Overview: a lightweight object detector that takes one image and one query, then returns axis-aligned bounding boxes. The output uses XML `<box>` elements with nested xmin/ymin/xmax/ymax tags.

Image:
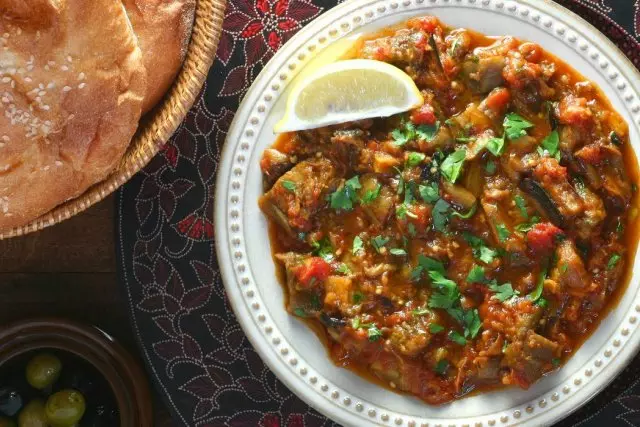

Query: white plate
<box><xmin>215</xmin><ymin>1</ymin><xmax>640</xmax><ymax>425</ymax></box>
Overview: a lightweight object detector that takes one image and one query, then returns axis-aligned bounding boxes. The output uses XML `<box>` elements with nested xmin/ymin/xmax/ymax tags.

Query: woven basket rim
<box><xmin>0</xmin><ymin>0</ymin><xmax>226</xmax><ymax>239</ymax></box>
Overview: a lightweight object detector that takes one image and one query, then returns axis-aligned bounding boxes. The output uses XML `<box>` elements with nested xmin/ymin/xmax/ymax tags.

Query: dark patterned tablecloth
<box><xmin>116</xmin><ymin>1</ymin><xmax>640</xmax><ymax>425</ymax></box>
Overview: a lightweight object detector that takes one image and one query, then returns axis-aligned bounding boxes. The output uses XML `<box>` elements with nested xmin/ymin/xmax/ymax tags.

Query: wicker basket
<box><xmin>0</xmin><ymin>0</ymin><xmax>226</xmax><ymax>239</ymax></box>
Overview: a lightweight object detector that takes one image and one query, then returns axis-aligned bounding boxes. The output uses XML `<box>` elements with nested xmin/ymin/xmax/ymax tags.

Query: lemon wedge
<box><xmin>274</xmin><ymin>59</ymin><xmax>423</xmax><ymax>133</ymax></box>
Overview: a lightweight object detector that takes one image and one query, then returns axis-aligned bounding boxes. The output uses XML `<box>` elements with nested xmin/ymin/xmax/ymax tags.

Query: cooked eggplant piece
<box><xmin>429</xmin><ymin>34</ymin><xmax>445</xmax><ymax>73</ymax></box>
<box><xmin>442</xmin><ymin>180</ymin><xmax>477</xmax><ymax>210</ymax></box>
<box><xmin>463</xmin><ymin>56</ymin><xmax>506</xmax><ymax>94</ymax></box>
<box><xmin>502</xmin><ymin>331</ymin><xmax>560</xmax><ymax>388</ymax></box>
<box><xmin>550</xmin><ymin>240</ymin><xmax>589</xmax><ymax>290</ymax></box>
<box><xmin>260</xmin><ymin>148</ymin><xmax>294</xmax><ymax>190</ymax></box>
<box><xmin>320</xmin><ymin>313</ymin><xmax>346</xmax><ymax>329</ymax></box>
<box><xmin>259</xmin><ymin>158</ymin><xmax>338</xmax><ymax>235</ymax></box>
<box><xmin>519</xmin><ymin>178</ymin><xmax>565</xmax><ymax>227</ymax></box>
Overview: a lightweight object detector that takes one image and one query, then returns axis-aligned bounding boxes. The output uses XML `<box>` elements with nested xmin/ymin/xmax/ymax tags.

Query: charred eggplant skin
<box><xmin>520</xmin><ymin>178</ymin><xmax>566</xmax><ymax>227</ymax></box>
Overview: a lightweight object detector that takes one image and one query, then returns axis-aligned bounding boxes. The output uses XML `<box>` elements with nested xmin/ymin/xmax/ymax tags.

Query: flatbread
<box><xmin>0</xmin><ymin>0</ymin><xmax>147</xmax><ymax>231</ymax></box>
<box><xmin>123</xmin><ymin>0</ymin><xmax>196</xmax><ymax>112</ymax></box>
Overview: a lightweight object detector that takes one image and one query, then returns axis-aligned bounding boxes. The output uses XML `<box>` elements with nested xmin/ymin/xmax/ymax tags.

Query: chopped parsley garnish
<box><xmin>407</xmin><ymin>223</ymin><xmax>417</xmax><ymax>237</ymax></box>
<box><xmin>608</xmin><ymin>253</ymin><xmax>621</xmax><ymax>270</ymax></box>
<box><xmin>361</xmin><ymin>183</ymin><xmax>381</xmax><ymax>204</ymax></box>
<box><xmin>412</xmin><ymin>255</ymin><xmax>482</xmax><ymax>339</ymax></box>
<box><xmin>367</xmin><ymin>326</ymin><xmax>383</xmax><ymax>341</ymax></box>
<box><xmin>419</xmin><ymin>182</ymin><xmax>440</xmax><ymax>203</ymax></box>
<box><xmin>461</xmin><ymin>308</ymin><xmax>482</xmax><ymax>339</ymax></box>
<box><xmin>371</xmin><ymin>235</ymin><xmax>390</xmax><ymax>253</ymax></box>
<box><xmin>450</xmin><ymin>203</ymin><xmax>477</xmax><ymax>219</ymax></box>
<box><xmin>485</xmin><ymin>159</ymin><xmax>497</xmax><ymax>174</ymax></box>
<box><xmin>440</xmin><ymin>149</ymin><xmax>467</xmax><ymax>183</ymax></box>
<box><xmin>411</xmin><ymin>307</ymin><xmax>431</xmax><ymax>316</ymax></box>
<box><xmin>560</xmin><ymin>263</ymin><xmax>569</xmax><ymax>273</ymax></box>
<box><xmin>392</xmin><ymin>121</ymin><xmax>415</xmax><ymax>146</ymax></box>
<box><xmin>293</xmin><ymin>308</ymin><xmax>308</xmax><ymax>317</ymax></box>
<box><xmin>390</xmin><ymin>248</ymin><xmax>407</xmax><ymax>256</ymax></box>
<box><xmin>311</xmin><ymin>238</ymin><xmax>334</xmax><ymax>262</ymax></box>
<box><xmin>420</xmin><ymin>255</ymin><xmax>446</xmax><ymax>274</ymax></box>
<box><xmin>515</xmin><ymin>216</ymin><xmax>540</xmax><ymax>233</ymax></box>
<box><xmin>496</xmin><ymin>223</ymin><xmax>511</xmax><ymax>242</ymax></box>
<box><xmin>463</xmin><ymin>232</ymin><xmax>499</xmax><ymax>264</ymax></box>
<box><xmin>610</xmin><ymin>131</ymin><xmax>622</xmax><ymax>146</ymax></box>
<box><xmin>406</xmin><ymin>152</ymin><xmax>426</xmax><ymax>167</ymax></box>
<box><xmin>466</xmin><ymin>265</ymin><xmax>486</xmax><ymax>283</ymax></box>
<box><xmin>335</xmin><ymin>263</ymin><xmax>351</xmax><ymax>275</ymax></box>
<box><xmin>352</xmin><ymin>236</ymin><xmax>364</xmax><ymax>255</ymax></box>
<box><xmin>528</xmin><ymin>268</ymin><xmax>547</xmax><ymax>303</ymax></box>
<box><xmin>429</xmin><ymin>323</ymin><xmax>444</xmax><ymax>333</ymax></box>
<box><xmin>396</xmin><ymin>203</ymin><xmax>416</xmax><ymax>220</ymax></box>
<box><xmin>434</xmin><ymin>359</ymin><xmax>449</xmax><ymax>375</ymax></box>
<box><xmin>538</xmin><ymin>130</ymin><xmax>560</xmax><ymax>160</ymax></box>
<box><xmin>486</xmin><ymin>136</ymin><xmax>505</xmax><ymax>156</ymax></box>
<box><xmin>352</xmin><ymin>318</ymin><xmax>383</xmax><ymax>342</ymax></box>
<box><xmin>352</xmin><ymin>292</ymin><xmax>365</xmax><ymax>303</ymax></box>
<box><xmin>535</xmin><ymin>297</ymin><xmax>548</xmax><ymax>308</ymax></box>
<box><xmin>488</xmin><ymin>281</ymin><xmax>519</xmax><ymax>302</ymax></box>
<box><xmin>616</xmin><ymin>218</ymin><xmax>624</xmax><ymax>234</ymax></box>
<box><xmin>330</xmin><ymin>175</ymin><xmax>361</xmax><ymax>211</ymax></box>
<box><xmin>281</xmin><ymin>180</ymin><xmax>296</xmax><ymax>192</ymax></box>
<box><xmin>514</xmin><ymin>194</ymin><xmax>528</xmax><ymax>219</ymax></box>
<box><xmin>416</xmin><ymin>121</ymin><xmax>440</xmax><ymax>141</ymax></box>
<box><xmin>503</xmin><ymin>112</ymin><xmax>534</xmax><ymax>140</ymax></box>
<box><xmin>552</xmin><ymin>358</ymin><xmax>561</xmax><ymax>367</ymax></box>
<box><xmin>393</xmin><ymin>120</ymin><xmax>440</xmax><ymax>146</ymax></box>
<box><xmin>432</xmin><ymin>198</ymin><xmax>451</xmax><ymax>232</ymax></box>
<box><xmin>448</xmin><ymin>330</ymin><xmax>467</xmax><ymax>346</ymax></box>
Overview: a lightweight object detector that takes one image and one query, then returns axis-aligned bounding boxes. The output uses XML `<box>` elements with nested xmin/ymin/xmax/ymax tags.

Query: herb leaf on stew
<box><xmin>330</xmin><ymin>175</ymin><xmax>361</xmax><ymax>211</ymax></box>
<box><xmin>352</xmin><ymin>236</ymin><xmax>364</xmax><ymax>255</ymax></box>
<box><xmin>361</xmin><ymin>183</ymin><xmax>381</xmax><ymax>204</ymax></box>
<box><xmin>489</xmin><ymin>281</ymin><xmax>519</xmax><ymax>302</ymax></box>
<box><xmin>486</xmin><ymin>136</ymin><xmax>505</xmax><ymax>156</ymax></box>
<box><xmin>440</xmin><ymin>149</ymin><xmax>467</xmax><ymax>183</ymax></box>
<box><xmin>416</xmin><ymin>121</ymin><xmax>440</xmax><ymax>141</ymax></box>
<box><xmin>432</xmin><ymin>199</ymin><xmax>451</xmax><ymax>232</ymax></box>
<box><xmin>503</xmin><ymin>112</ymin><xmax>534</xmax><ymax>140</ymax></box>
<box><xmin>538</xmin><ymin>130</ymin><xmax>560</xmax><ymax>160</ymax></box>
<box><xmin>371</xmin><ymin>235</ymin><xmax>390</xmax><ymax>253</ymax></box>
<box><xmin>419</xmin><ymin>182</ymin><xmax>440</xmax><ymax>203</ymax></box>
<box><xmin>281</xmin><ymin>180</ymin><xmax>296</xmax><ymax>192</ymax></box>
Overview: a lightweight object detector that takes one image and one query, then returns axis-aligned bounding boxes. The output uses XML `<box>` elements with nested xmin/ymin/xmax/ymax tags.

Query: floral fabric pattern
<box><xmin>116</xmin><ymin>1</ymin><xmax>640</xmax><ymax>425</ymax></box>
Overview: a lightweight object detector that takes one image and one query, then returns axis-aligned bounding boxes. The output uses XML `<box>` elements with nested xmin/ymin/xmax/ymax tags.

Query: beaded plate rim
<box><xmin>215</xmin><ymin>0</ymin><xmax>640</xmax><ymax>426</ymax></box>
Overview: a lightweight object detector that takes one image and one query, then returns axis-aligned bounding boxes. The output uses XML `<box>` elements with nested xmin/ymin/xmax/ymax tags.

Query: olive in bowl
<box><xmin>0</xmin><ymin>318</ymin><xmax>153</xmax><ymax>427</ymax></box>
<box><xmin>0</xmin><ymin>351</ymin><xmax>117</xmax><ymax>427</ymax></box>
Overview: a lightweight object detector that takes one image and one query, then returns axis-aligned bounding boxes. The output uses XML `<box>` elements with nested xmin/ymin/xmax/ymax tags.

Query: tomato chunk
<box><xmin>408</xmin><ymin>16</ymin><xmax>440</xmax><ymax>34</ymax></box>
<box><xmin>410</xmin><ymin>104</ymin><xmax>436</xmax><ymax>126</ymax></box>
<box><xmin>533</xmin><ymin>157</ymin><xmax>567</xmax><ymax>181</ymax></box>
<box><xmin>483</xmin><ymin>87</ymin><xmax>511</xmax><ymax>113</ymax></box>
<box><xmin>295</xmin><ymin>257</ymin><xmax>331</xmax><ymax>287</ymax></box>
<box><xmin>558</xmin><ymin>96</ymin><xmax>593</xmax><ymax>127</ymax></box>
<box><xmin>526</xmin><ymin>222</ymin><xmax>564</xmax><ymax>253</ymax></box>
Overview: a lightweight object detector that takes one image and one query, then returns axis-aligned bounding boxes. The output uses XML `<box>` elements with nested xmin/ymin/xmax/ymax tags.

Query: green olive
<box><xmin>25</xmin><ymin>353</ymin><xmax>62</xmax><ymax>390</ymax></box>
<box><xmin>0</xmin><ymin>416</ymin><xmax>17</xmax><ymax>427</ymax></box>
<box><xmin>45</xmin><ymin>390</ymin><xmax>85</xmax><ymax>427</ymax></box>
<box><xmin>18</xmin><ymin>400</ymin><xmax>47</xmax><ymax>427</ymax></box>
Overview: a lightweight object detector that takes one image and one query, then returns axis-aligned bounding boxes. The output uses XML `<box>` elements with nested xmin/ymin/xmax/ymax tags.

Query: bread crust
<box><xmin>123</xmin><ymin>0</ymin><xmax>196</xmax><ymax>113</ymax></box>
<box><xmin>0</xmin><ymin>0</ymin><xmax>146</xmax><ymax>231</ymax></box>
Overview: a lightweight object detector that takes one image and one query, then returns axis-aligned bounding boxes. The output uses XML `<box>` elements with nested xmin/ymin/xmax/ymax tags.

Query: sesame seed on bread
<box><xmin>123</xmin><ymin>0</ymin><xmax>196</xmax><ymax>113</ymax></box>
<box><xmin>0</xmin><ymin>0</ymin><xmax>147</xmax><ymax>231</ymax></box>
